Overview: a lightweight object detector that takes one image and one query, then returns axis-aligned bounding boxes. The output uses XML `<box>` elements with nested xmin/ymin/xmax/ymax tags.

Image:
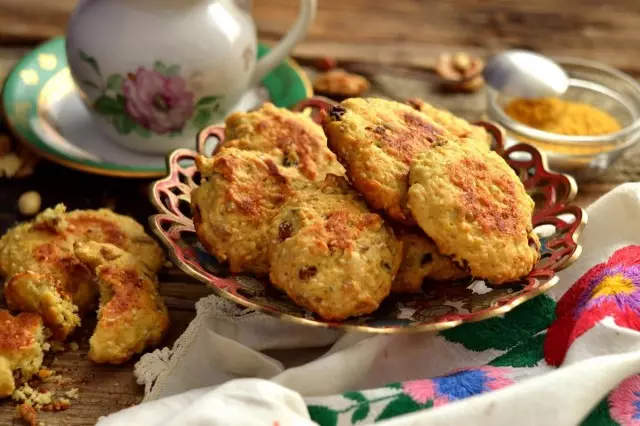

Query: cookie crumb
<box><xmin>37</xmin><ymin>368</ymin><xmax>53</xmax><ymax>380</ymax></box>
<box><xmin>42</xmin><ymin>343</ymin><xmax>51</xmax><ymax>352</ymax></box>
<box><xmin>13</xmin><ymin>384</ymin><xmax>54</xmax><ymax>409</ymax></box>
<box><xmin>69</xmin><ymin>342</ymin><xmax>79</xmax><ymax>352</ymax></box>
<box><xmin>49</xmin><ymin>341</ymin><xmax>65</xmax><ymax>353</ymax></box>
<box><xmin>64</xmin><ymin>388</ymin><xmax>79</xmax><ymax>400</ymax></box>
<box><xmin>41</xmin><ymin>399</ymin><xmax>71</xmax><ymax>412</ymax></box>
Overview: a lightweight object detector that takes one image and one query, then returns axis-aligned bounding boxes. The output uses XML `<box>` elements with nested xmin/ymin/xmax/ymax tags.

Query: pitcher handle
<box><xmin>252</xmin><ymin>0</ymin><xmax>316</xmax><ymax>85</ymax></box>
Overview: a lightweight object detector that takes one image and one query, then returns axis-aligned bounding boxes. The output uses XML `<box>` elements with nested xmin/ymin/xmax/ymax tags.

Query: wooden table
<box><xmin>0</xmin><ymin>1</ymin><xmax>637</xmax><ymax>424</ymax></box>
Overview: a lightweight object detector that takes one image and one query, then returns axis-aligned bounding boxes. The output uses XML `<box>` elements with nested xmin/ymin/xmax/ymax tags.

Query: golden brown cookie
<box><xmin>0</xmin><ymin>205</ymin><xmax>165</xmax><ymax>324</ymax></box>
<box><xmin>74</xmin><ymin>241</ymin><xmax>169</xmax><ymax>364</ymax></box>
<box><xmin>268</xmin><ymin>175</ymin><xmax>402</xmax><ymax>320</ymax></box>
<box><xmin>392</xmin><ymin>229</ymin><xmax>468</xmax><ymax>293</ymax></box>
<box><xmin>0</xmin><ymin>311</ymin><xmax>45</xmax><ymax>398</ymax></box>
<box><xmin>4</xmin><ymin>271</ymin><xmax>80</xmax><ymax>341</ymax></box>
<box><xmin>191</xmin><ymin>148</ymin><xmax>307</xmax><ymax>276</ymax></box>
<box><xmin>405</xmin><ymin>98</ymin><xmax>491</xmax><ymax>151</ymax></box>
<box><xmin>322</xmin><ymin>97</ymin><xmax>457</xmax><ymax>223</ymax></box>
<box><xmin>223</xmin><ymin>103</ymin><xmax>344</xmax><ymax>181</ymax></box>
<box><xmin>408</xmin><ymin>142</ymin><xmax>539</xmax><ymax>284</ymax></box>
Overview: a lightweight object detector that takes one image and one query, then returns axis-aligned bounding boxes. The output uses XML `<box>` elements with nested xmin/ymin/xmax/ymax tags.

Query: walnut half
<box><xmin>435</xmin><ymin>52</ymin><xmax>485</xmax><ymax>93</ymax></box>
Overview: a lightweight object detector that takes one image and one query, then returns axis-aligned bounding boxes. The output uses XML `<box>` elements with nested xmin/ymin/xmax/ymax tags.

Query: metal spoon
<box><xmin>483</xmin><ymin>50</ymin><xmax>569</xmax><ymax>98</ymax></box>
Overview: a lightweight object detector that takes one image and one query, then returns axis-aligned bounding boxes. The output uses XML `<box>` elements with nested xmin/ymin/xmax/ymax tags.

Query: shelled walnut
<box><xmin>435</xmin><ymin>52</ymin><xmax>485</xmax><ymax>92</ymax></box>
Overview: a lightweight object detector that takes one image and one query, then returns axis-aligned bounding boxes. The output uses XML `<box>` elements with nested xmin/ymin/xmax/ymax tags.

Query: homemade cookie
<box><xmin>323</xmin><ymin>97</ymin><xmax>457</xmax><ymax>223</ymax></box>
<box><xmin>74</xmin><ymin>241</ymin><xmax>169</xmax><ymax>364</ymax></box>
<box><xmin>0</xmin><ymin>205</ymin><xmax>165</xmax><ymax>331</ymax></box>
<box><xmin>408</xmin><ymin>142</ymin><xmax>539</xmax><ymax>284</ymax></box>
<box><xmin>223</xmin><ymin>103</ymin><xmax>344</xmax><ymax>181</ymax></box>
<box><xmin>0</xmin><ymin>311</ymin><xmax>45</xmax><ymax>398</ymax></box>
<box><xmin>405</xmin><ymin>98</ymin><xmax>491</xmax><ymax>151</ymax></box>
<box><xmin>4</xmin><ymin>271</ymin><xmax>80</xmax><ymax>341</ymax></box>
<box><xmin>191</xmin><ymin>148</ymin><xmax>306</xmax><ymax>276</ymax></box>
<box><xmin>392</xmin><ymin>229</ymin><xmax>468</xmax><ymax>293</ymax></box>
<box><xmin>268</xmin><ymin>175</ymin><xmax>402</xmax><ymax>320</ymax></box>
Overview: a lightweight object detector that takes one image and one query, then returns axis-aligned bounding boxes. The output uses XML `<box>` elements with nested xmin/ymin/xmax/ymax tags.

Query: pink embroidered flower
<box><xmin>609</xmin><ymin>375</ymin><xmax>640</xmax><ymax>425</ymax></box>
<box><xmin>123</xmin><ymin>67</ymin><xmax>195</xmax><ymax>134</ymax></box>
<box><xmin>403</xmin><ymin>366</ymin><xmax>514</xmax><ymax>406</ymax></box>
<box><xmin>402</xmin><ymin>379</ymin><xmax>435</xmax><ymax>404</ymax></box>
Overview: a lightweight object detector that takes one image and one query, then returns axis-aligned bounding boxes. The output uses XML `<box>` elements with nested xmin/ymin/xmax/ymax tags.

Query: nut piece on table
<box><xmin>16</xmin><ymin>402</ymin><xmax>38</xmax><ymax>426</ymax></box>
<box><xmin>0</xmin><ymin>153</ymin><xmax>23</xmax><ymax>178</ymax></box>
<box><xmin>435</xmin><ymin>52</ymin><xmax>485</xmax><ymax>92</ymax></box>
<box><xmin>18</xmin><ymin>191</ymin><xmax>42</xmax><ymax>217</ymax></box>
<box><xmin>313</xmin><ymin>69</ymin><xmax>370</xmax><ymax>99</ymax></box>
<box><xmin>0</xmin><ymin>133</ymin><xmax>39</xmax><ymax>178</ymax></box>
<box><xmin>14</xmin><ymin>146</ymin><xmax>39</xmax><ymax>178</ymax></box>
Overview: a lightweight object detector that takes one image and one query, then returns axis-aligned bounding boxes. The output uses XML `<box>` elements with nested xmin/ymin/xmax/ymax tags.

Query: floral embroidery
<box><xmin>77</xmin><ymin>49</ymin><xmax>222</xmax><ymax>138</ymax></box>
<box><xmin>308</xmin><ymin>367</ymin><xmax>515</xmax><ymax>425</ymax></box>
<box><xmin>403</xmin><ymin>367</ymin><xmax>514</xmax><ymax>407</ymax></box>
<box><xmin>545</xmin><ymin>245</ymin><xmax>640</xmax><ymax>366</ymax></box>
<box><xmin>402</xmin><ymin>380</ymin><xmax>434</xmax><ymax>405</ymax></box>
<box><xmin>609</xmin><ymin>375</ymin><xmax>640</xmax><ymax>425</ymax></box>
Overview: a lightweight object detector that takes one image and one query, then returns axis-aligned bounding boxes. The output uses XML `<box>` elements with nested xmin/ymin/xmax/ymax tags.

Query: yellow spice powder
<box><xmin>504</xmin><ymin>97</ymin><xmax>621</xmax><ymax>136</ymax></box>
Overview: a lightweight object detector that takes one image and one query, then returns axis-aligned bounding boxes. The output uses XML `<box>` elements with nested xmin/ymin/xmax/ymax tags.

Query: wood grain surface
<box><xmin>1</xmin><ymin>0</ymin><xmax>640</xmax><ymax>74</ymax></box>
<box><xmin>0</xmin><ymin>0</ymin><xmax>637</xmax><ymax>424</ymax></box>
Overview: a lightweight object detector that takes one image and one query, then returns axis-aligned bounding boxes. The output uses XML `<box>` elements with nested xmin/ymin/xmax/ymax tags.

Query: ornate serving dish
<box><xmin>149</xmin><ymin>98</ymin><xmax>586</xmax><ymax>333</ymax></box>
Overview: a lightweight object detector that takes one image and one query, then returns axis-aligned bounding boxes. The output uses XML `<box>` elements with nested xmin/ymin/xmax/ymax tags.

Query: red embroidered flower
<box><xmin>544</xmin><ymin>245</ymin><xmax>640</xmax><ymax>366</ymax></box>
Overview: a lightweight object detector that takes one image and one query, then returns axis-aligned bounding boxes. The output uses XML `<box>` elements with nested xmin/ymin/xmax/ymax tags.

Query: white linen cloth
<box><xmin>98</xmin><ymin>182</ymin><xmax>640</xmax><ymax>426</ymax></box>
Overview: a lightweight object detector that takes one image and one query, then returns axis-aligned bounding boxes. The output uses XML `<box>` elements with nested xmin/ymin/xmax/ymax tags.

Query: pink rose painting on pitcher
<box><xmin>77</xmin><ymin>49</ymin><xmax>221</xmax><ymax>138</ymax></box>
<box><xmin>123</xmin><ymin>68</ymin><xmax>195</xmax><ymax>134</ymax></box>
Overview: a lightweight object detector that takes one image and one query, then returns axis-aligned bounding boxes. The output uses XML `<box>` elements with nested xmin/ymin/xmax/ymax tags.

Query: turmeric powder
<box><xmin>504</xmin><ymin>97</ymin><xmax>621</xmax><ymax>136</ymax></box>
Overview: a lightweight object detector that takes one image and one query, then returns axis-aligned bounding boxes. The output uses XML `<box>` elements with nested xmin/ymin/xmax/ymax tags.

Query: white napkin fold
<box><xmin>98</xmin><ymin>182</ymin><xmax>640</xmax><ymax>426</ymax></box>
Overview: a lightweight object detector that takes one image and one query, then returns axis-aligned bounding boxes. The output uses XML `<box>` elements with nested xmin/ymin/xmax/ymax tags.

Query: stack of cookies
<box><xmin>191</xmin><ymin>98</ymin><xmax>540</xmax><ymax>321</ymax></box>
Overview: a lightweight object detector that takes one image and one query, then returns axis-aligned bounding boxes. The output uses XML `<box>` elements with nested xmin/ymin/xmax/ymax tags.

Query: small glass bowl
<box><xmin>487</xmin><ymin>57</ymin><xmax>640</xmax><ymax>180</ymax></box>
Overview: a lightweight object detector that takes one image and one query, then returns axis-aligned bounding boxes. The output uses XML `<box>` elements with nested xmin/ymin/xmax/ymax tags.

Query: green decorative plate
<box><xmin>1</xmin><ymin>37</ymin><xmax>312</xmax><ymax>178</ymax></box>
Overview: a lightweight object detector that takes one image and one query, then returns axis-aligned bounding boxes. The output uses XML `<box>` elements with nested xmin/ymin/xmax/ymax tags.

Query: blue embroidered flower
<box><xmin>433</xmin><ymin>369</ymin><xmax>487</xmax><ymax>401</ymax></box>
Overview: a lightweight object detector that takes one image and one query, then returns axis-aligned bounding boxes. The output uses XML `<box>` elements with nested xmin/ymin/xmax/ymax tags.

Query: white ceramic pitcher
<box><xmin>66</xmin><ymin>0</ymin><xmax>316</xmax><ymax>154</ymax></box>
